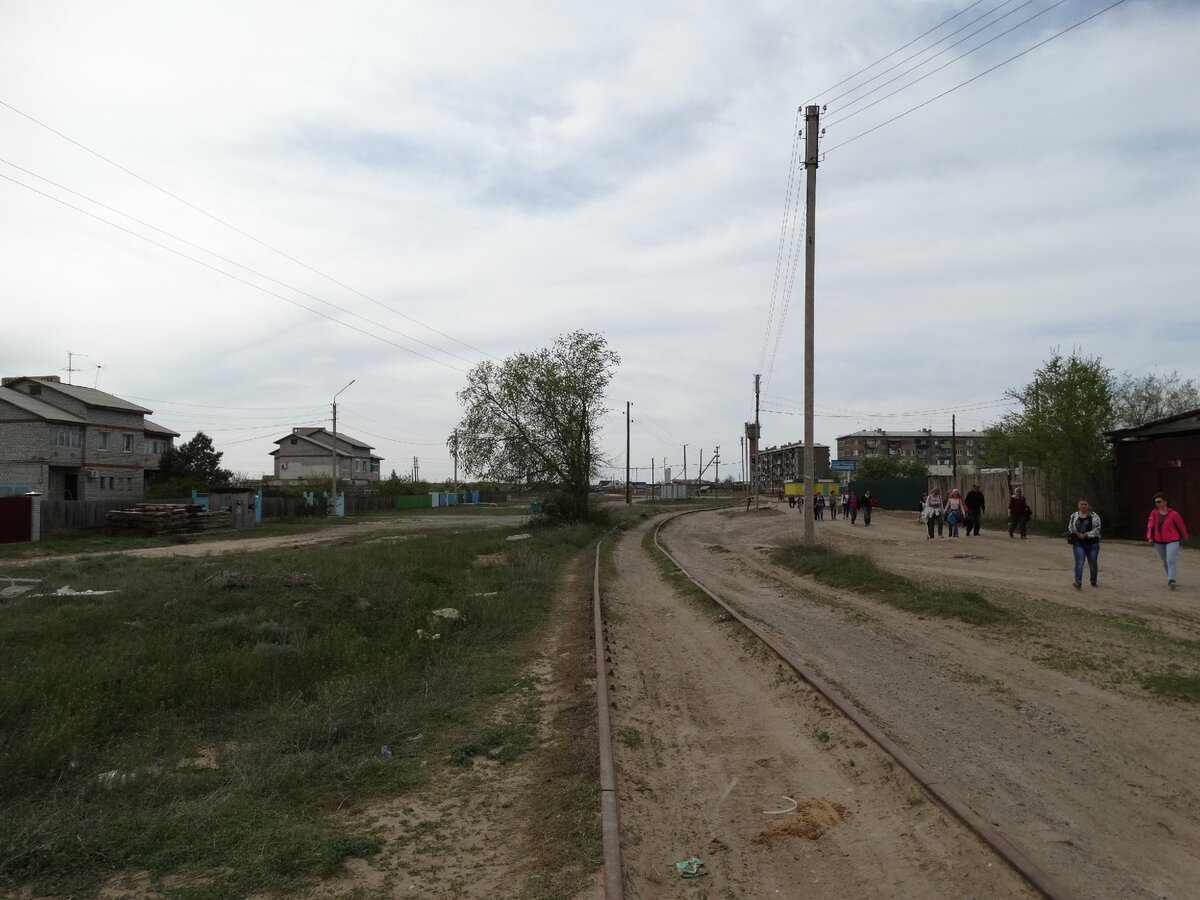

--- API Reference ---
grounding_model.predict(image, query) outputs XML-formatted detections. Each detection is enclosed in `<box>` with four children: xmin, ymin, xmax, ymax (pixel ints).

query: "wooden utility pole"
<box><xmin>625</xmin><ymin>402</ymin><xmax>631</xmax><ymax>505</ymax></box>
<box><xmin>803</xmin><ymin>104</ymin><xmax>820</xmax><ymax>545</ymax></box>
<box><xmin>752</xmin><ymin>374</ymin><xmax>761</xmax><ymax>509</ymax></box>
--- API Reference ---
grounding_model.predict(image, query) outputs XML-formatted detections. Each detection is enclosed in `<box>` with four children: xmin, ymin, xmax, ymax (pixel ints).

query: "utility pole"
<box><xmin>625</xmin><ymin>401</ymin><xmax>632</xmax><ymax>505</ymax></box>
<box><xmin>412</xmin><ymin>456</ymin><xmax>419</xmax><ymax>482</ymax></box>
<box><xmin>802</xmin><ymin>104</ymin><xmax>820</xmax><ymax>545</ymax></box>
<box><xmin>452</xmin><ymin>430</ymin><xmax>458</xmax><ymax>487</ymax></box>
<box><xmin>751</xmin><ymin>373</ymin><xmax>762</xmax><ymax>509</ymax></box>
<box><xmin>331</xmin><ymin>379</ymin><xmax>355</xmax><ymax>517</ymax></box>
<box><xmin>683</xmin><ymin>445</ymin><xmax>688</xmax><ymax>483</ymax></box>
<box><xmin>714</xmin><ymin>446</ymin><xmax>720</xmax><ymax>490</ymax></box>
<box><xmin>951</xmin><ymin>414</ymin><xmax>957</xmax><ymax>481</ymax></box>
<box><xmin>651</xmin><ymin>458</ymin><xmax>655</xmax><ymax>498</ymax></box>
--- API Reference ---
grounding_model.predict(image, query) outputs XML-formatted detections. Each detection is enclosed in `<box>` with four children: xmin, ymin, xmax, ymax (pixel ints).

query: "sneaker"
<box><xmin>1169</xmin><ymin>581</ymin><xmax>1176</xmax><ymax>591</ymax></box>
<box><xmin>1090</xmin><ymin>582</ymin><xmax>1098</xmax><ymax>588</ymax></box>
<box><xmin>1073</xmin><ymin>582</ymin><xmax>1082</xmax><ymax>590</ymax></box>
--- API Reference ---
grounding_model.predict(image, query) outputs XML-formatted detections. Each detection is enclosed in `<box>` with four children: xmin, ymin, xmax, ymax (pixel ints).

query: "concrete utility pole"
<box><xmin>452</xmin><ymin>430</ymin><xmax>458</xmax><ymax>487</ymax></box>
<box><xmin>803</xmin><ymin>104</ymin><xmax>820</xmax><ymax>545</ymax></box>
<box><xmin>626</xmin><ymin>401</ymin><xmax>632</xmax><ymax>505</ymax></box>
<box><xmin>951</xmin><ymin>414</ymin><xmax>958</xmax><ymax>481</ymax></box>
<box><xmin>683</xmin><ymin>445</ymin><xmax>688</xmax><ymax>483</ymax></box>
<box><xmin>331</xmin><ymin>379</ymin><xmax>355</xmax><ymax>516</ymax></box>
<box><xmin>752</xmin><ymin>374</ymin><xmax>761</xmax><ymax>509</ymax></box>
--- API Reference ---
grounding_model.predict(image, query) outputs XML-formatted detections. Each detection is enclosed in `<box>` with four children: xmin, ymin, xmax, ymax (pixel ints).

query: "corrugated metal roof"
<box><xmin>0</xmin><ymin>387</ymin><xmax>87</xmax><ymax>424</ymax></box>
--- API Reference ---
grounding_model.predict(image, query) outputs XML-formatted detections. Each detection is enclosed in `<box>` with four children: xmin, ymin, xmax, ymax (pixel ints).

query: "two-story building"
<box><xmin>269</xmin><ymin>427</ymin><xmax>382</xmax><ymax>485</ymax></box>
<box><xmin>0</xmin><ymin>375</ymin><xmax>179</xmax><ymax>500</ymax></box>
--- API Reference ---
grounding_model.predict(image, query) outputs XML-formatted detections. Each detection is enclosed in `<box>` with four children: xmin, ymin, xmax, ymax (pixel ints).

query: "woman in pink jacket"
<box><xmin>1146</xmin><ymin>492</ymin><xmax>1189</xmax><ymax>590</ymax></box>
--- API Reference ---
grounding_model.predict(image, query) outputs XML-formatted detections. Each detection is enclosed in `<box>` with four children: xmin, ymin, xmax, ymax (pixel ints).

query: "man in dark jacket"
<box><xmin>965</xmin><ymin>484</ymin><xmax>985</xmax><ymax>537</ymax></box>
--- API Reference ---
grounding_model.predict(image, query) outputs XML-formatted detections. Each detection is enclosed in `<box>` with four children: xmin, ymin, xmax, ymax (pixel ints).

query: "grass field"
<box><xmin>0</xmin><ymin>516</ymin><xmax>604</xmax><ymax>898</ymax></box>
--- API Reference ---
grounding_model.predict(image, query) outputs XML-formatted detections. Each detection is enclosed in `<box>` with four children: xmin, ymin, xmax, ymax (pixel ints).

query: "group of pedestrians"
<box><xmin>789</xmin><ymin>490</ymin><xmax>874</xmax><ymax>525</ymax></box>
<box><xmin>919</xmin><ymin>484</ymin><xmax>986</xmax><ymax>539</ymax></box>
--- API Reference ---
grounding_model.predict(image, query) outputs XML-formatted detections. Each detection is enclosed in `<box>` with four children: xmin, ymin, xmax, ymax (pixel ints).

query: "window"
<box><xmin>98</xmin><ymin>431</ymin><xmax>110</xmax><ymax>450</ymax></box>
<box><xmin>123</xmin><ymin>434</ymin><xmax>134</xmax><ymax>452</ymax></box>
<box><xmin>144</xmin><ymin>438</ymin><xmax>166</xmax><ymax>455</ymax></box>
<box><xmin>53</xmin><ymin>426</ymin><xmax>82</xmax><ymax>448</ymax></box>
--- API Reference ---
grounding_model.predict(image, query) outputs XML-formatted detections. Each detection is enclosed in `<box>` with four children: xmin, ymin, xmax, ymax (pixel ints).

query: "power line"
<box><xmin>824</xmin><ymin>0</ymin><xmax>1067</xmax><ymax>128</ymax></box>
<box><xmin>0</xmin><ymin>171</ymin><xmax>472</xmax><ymax>373</ymax></box>
<box><xmin>804</xmin><ymin>0</ymin><xmax>991</xmax><ymax>105</ymax></box>
<box><xmin>0</xmin><ymin>97</ymin><xmax>493</xmax><ymax>362</ymax></box>
<box><xmin>822</xmin><ymin>0</ymin><xmax>1023</xmax><ymax>113</ymax></box>
<box><xmin>823</xmin><ymin>0</ymin><xmax>1131</xmax><ymax>154</ymax></box>
<box><xmin>758</xmin><ymin>106</ymin><xmax>804</xmax><ymax>374</ymax></box>
<box><xmin>0</xmin><ymin>158</ymin><xmax>478</xmax><ymax>367</ymax></box>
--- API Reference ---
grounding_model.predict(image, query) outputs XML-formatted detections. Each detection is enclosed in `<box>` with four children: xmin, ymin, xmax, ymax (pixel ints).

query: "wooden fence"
<box><xmin>926</xmin><ymin>468</ymin><xmax>1079</xmax><ymax>527</ymax></box>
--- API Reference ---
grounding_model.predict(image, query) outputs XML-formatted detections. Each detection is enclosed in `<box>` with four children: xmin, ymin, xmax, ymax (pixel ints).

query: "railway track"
<box><xmin>589</xmin><ymin>507</ymin><xmax>1079</xmax><ymax>900</ymax></box>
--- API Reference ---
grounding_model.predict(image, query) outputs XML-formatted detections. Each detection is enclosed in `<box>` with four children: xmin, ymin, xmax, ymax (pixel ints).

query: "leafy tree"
<box><xmin>452</xmin><ymin>330</ymin><xmax>620</xmax><ymax>522</ymax></box>
<box><xmin>855</xmin><ymin>455</ymin><xmax>928</xmax><ymax>479</ymax></box>
<box><xmin>1112</xmin><ymin>369</ymin><xmax>1200</xmax><ymax>428</ymax></box>
<box><xmin>981</xmin><ymin>349</ymin><xmax>1115</xmax><ymax>514</ymax></box>
<box><xmin>156</xmin><ymin>432</ymin><xmax>233</xmax><ymax>486</ymax></box>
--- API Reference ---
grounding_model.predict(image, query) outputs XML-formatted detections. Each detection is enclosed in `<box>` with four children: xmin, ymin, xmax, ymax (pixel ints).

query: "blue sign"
<box><xmin>830</xmin><ymin>459</ymin><xmax>857</xmax><ymax>472</ymax></box>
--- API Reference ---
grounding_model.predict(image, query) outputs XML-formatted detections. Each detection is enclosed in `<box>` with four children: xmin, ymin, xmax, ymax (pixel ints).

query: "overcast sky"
<box><xmin>2</xmin><ymin>0</ymin><xmax>1196</xmax><ymax>482</ymax></box>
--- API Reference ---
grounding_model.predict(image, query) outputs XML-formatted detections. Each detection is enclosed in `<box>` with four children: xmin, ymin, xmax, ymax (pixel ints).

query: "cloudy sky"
<box><xmin>2</xmin><ymin>0</ymin><xmax>1196</xmax><ymax>483</ymax></box>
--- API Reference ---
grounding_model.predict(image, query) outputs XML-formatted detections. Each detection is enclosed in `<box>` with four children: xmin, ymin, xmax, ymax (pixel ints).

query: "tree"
<box><xmin>981</xmin><ymin>349</ymin><xmax>1115</xmax><ymax>513</ymax></box>
<box><xmin>1112</xmin><ymin>369</ymin><xmax>1200</xmax><ymax>428</ymax></box>
<box><xmin>452</xmin><ymin>331</ymin><xmax>620</xmax><ymax>522</ymax></box>
<box><xmin>855</xmin><ymin>455</ymin><xmax>928</xmax><ymax>479</ymax></box>
<box><xmin>157</xmin><ymin>432</ymin><xmax>233</xmax><ymax>486</ymax></box>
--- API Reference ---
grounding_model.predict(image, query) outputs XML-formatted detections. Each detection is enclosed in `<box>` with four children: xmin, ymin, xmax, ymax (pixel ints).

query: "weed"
<box><xmin>617</xmin><ymin>726</ymin><xmax>643</xmax><ymax>749</ymax></box>
<box><xmin>1140</xmin><ymin>672</ymin><xmax>1200</xmax><ymax>702</ymax></box>
<box><xmin>816</xmin><ymin>731</ymin><xmax>830</xmax><ymax>743</ymax></box>
<box><xmin>770</xmin><ymin>541</ymin><xmax>1019</xmax><ymax>627</ymax></box>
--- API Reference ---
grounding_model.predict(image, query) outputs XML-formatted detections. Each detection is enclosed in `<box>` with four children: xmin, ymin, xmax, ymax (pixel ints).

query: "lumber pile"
<box><xmin>105</xmin><ymin>503</ymin><xmax>233</xmax><ymax>535</ymax></box>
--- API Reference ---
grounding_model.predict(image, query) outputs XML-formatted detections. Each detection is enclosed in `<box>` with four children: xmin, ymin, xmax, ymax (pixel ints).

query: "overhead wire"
<box><xmin>0</xmin><ymin>172</ymin><xmax>472</xmax><ymax>373</ymax></box>
<box><xmin>823</xmin><ymin>0</ymin><xmax>1131</xmax><ymax>154</ymax></box>
<box><xmin>824</xmin><ymin>0</ymin><xmax>1068</xmax><ymax>128</ymax></box>
<box><xmin>0</xmin><ymin>97</ymin><xmax>493</xmax><ymax>362</ymax></box>
<box><xmin>804</xmin><ymin>0</ymin><xmax>991</xmax><ymax>105</ymax></box>
<box><xmin>0</xmin><ymin>159</ymin><xmax>478</xmax><ymax>367</ymax></box>
<box><xmin>758</xmin><ymin>106</ymin><xmax>804</xmax><ymax>375</ymax></box>
<box><xmin>822</xmin><ymin>0</ymin><xmax>1022</xmax><ymax>113</ymax></box>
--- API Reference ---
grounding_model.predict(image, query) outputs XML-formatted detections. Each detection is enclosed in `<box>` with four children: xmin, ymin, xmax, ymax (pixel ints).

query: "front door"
<box><xmin>64</xmin><ymin>473</ymin><xmax>79</xmax><ymax>501</ymax></box>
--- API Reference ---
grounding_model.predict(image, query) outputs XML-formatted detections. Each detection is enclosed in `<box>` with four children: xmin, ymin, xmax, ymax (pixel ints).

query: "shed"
<box><xmin>207</xmin><ymin>488</ymin><xmax>259</xmax><ymax>530</ymax></box>
<box><xmin>1107</xmin><ymin>409</ymin><xmax>1200</xmax><ymax>539</ymax></box>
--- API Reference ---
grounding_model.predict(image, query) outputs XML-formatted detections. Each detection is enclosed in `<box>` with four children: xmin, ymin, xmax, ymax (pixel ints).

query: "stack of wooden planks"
<box><xmin>105</xmin><ymin>503</ymin><xmax>233</xmax><ymax>535</ymax></box>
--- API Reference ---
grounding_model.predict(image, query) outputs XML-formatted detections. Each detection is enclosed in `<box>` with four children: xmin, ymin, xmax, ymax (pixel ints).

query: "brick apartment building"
<box><xmin>835</xmin><ymin>428</ymin><xmax>985</xmax><ymax>468</ymax></box>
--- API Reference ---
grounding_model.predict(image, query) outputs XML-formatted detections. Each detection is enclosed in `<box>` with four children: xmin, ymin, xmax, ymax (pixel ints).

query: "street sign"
<box><xmin>830</xmin><ymin>459</ymin><xmax>857</xmax><ymax>472</ymax></box>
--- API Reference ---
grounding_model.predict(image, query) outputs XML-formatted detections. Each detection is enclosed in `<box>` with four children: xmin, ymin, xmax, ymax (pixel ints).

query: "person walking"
<box><xmin>814</xmin><ymin>493</ymin><xmax>825</xmax><ymax>521</ymax></box>
<box><xmin>965</xmin><ymin>483</ymin><xmax>985</xmax><ymax>537</ymax></box>
<box><xmin>847</xmin><ymin>491</ymin><xmax>859</xmax><ymax>525</ymax></box>
<box><xmin>829</xmin><ymin>493</ymin><xmax>838</xmax><ymax>520</ymax></box>
<box><xmin>1146</xmin><ymin>492</ymin><xmax>1189</xmax><ymax>590</ymax></box>
<box><xmin>923</xmin><ymin>487</ymin><xmax>945</xmax><ymax>539</ymax></box>
<box><xmin>1008</xmin><ymin>488</ymin><xmax>1030</xmax><ymax>539</ymax></box>
<box><xmin>1069</xmin><ymin>499</ymin><xmax>1101</xmax><ymax>589</ymax></box>
<box><xmin>945</xmin><ymin>488</ymin><xmax>967</xmax><ymax>538</ymax></box>
<box><xmin>861</xmin><ymin>490</ymin><xmax>874</xmax><ymax>526</ymax></box>
<box><xmin>841</xmin><ymin>492</ymin><xmax>849</xmax><ymax>519</ymax></box>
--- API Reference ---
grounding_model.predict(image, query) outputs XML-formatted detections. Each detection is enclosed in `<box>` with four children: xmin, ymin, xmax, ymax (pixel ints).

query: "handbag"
<box><xmin>1066</xmin><ymin>531</ymin><xmax>1077</xmax><ymax>544</ymax></box>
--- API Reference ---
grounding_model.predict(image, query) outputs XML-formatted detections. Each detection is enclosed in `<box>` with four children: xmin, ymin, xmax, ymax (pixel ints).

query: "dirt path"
<box><xmin>4</xmin><ymin>515</ymin><xmax>529</xmax><ymax>566</ymax></box>
<box><xmin>658</xmin><ymin>506</ymin><xmax>1200</xmax><ymax>900</ymax></box>
<box><xmin>604</xmin><ymin>517</ymin><xmax>1036</xmax><ymax>899</ymax></box>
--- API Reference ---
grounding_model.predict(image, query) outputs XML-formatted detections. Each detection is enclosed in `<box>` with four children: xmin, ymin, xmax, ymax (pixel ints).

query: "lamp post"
<box><xmin>331</xmin><ymin>379</ymin><xmax>355</xmax><ymax>516</ymax></box>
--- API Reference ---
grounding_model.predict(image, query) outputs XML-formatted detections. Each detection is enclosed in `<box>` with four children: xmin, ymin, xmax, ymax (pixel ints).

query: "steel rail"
<box><xmin>592</xmin><ymin>532</ymin><xmax>624</xmax><ymax>900</ymax></box>
<box><xmin>650</xmin><ymin>508</ymin><xmax>1081</xmax><ymax>900</ymax></box>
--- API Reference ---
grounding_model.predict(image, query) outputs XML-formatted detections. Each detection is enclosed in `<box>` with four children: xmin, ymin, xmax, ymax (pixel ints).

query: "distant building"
<box><xmin>752</xmin><ymin>441</ymin><xmax>831</xmax><ymax>492</ymax></box>
<box><xmin>0</xmin><ymin>375</ymin><xmax>178</xmax><ymax>500</ymax></box>
<box><xmin>1106</xmin><ymin>408</ymin><xmax>1200</xmax><ymax>539</ymax></box>
<box><xmin>836</xmin><ymin>428</ymin><xmax>985</xmax><ymax>468</ymax></box>
<box><xmin>270</xmin><ymin>427</ymin><xmax>382</xmax><ymax>485</ymax></box>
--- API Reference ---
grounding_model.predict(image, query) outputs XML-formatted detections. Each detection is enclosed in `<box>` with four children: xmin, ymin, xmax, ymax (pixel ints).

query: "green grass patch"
<box><xmin>770</xmin><ymin>541</ymin><xmax>1019</xmax><ymax>627</ymax></box>
<box><xmin>616</xmin><ymin>726</ymin><xmax>643</xmax><ymax>749</ymax></box>
<box><xmin>1139</xmin><ymin>672</ymin><xmax>1200</xmax><ymax>702</ymax></box>
<box><xmin>0</xmin><ymin>520</ymin><xmax>604</xmax><ymax>897</ymax></box>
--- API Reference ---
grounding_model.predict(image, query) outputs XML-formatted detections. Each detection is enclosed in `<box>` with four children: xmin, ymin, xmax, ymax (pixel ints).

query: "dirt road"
<box><xmin>652</xmin><ymin>506</ymin><xmax>1200</xmax><ymax>900</ymax></box>
<box><xmin>603</xmin><ymin>516</ymin><xmax>1037</xmax><ymax>899</ymax></box>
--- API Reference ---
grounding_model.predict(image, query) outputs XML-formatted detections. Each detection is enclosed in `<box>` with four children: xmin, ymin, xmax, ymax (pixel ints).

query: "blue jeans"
<box><xmin>1154</xmin><ymin>541</ymin><xmax>1180</xmax><ymax>582</ymax></box>
<box><xmin>1073</xmin><ymin>541</ymin><xmax>1099</xmax><ymax>585</ymax></box>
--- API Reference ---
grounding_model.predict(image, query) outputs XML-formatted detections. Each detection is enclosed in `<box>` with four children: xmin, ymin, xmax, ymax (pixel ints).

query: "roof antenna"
<box><xmin>62</xmin><ymin>351</ymin><xmax>88</xmax><ymax>385</ymax></box>
<box><xmin>94</xmin><ymin>364</ymin><xmax>103</xmax><ymax>389</ymax></box>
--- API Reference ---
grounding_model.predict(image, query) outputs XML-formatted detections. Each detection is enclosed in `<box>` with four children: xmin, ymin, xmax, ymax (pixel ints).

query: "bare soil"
<box><xmin>604</xmin><ymin>515</ymin><xmax>1037</xmax><ymax>899</ymax></box>
<box><xmin>651</xmin><ymin>505</ymin><xmax>1200</xmax><ymax>900</ymax></box>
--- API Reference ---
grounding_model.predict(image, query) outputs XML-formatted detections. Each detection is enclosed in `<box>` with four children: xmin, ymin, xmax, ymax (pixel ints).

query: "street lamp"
<box><xmin>331</xmin><ymin>379</ymin><xmax>355</xmax><ymax>515</ymax></box>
